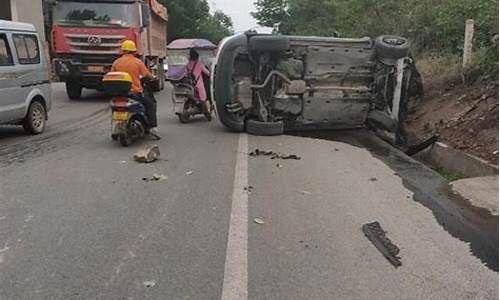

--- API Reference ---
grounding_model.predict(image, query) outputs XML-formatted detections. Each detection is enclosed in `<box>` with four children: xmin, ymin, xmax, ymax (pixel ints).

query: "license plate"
<box><xmin>87</xmin><ymin>65</ymin><xmax>105</xmax><ymax>73</ymax></box>
<box><xmin>112</xmin><ymin>111</ymin><xmax>129</xmax><ymax>121</ymax></box>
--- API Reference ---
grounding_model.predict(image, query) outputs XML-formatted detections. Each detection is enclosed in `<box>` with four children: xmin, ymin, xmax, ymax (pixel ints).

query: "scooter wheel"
<box><xmin>204</xmin><ymin>112</ymin><xmax>212</xmax><ymax>122</ymax></box>
<box><xmin>111</xmin><ymin>134</ymin><xmax>118</xmax><ymax>141</ymax></box>
<box><xmin>119</xmin><ymin>134</ymin><xmax>132</xmax><ymax>147</ymax></box>
<box><xmin>178</xmin><ymin>113</ymin><xmax>190</xmax><ymax>123</ymax></box>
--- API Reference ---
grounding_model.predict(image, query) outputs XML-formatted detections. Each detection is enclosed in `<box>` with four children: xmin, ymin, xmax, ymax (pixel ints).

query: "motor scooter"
<box><xmin>169</xmin><ymin>70</ymin><xmax>213</xmax><ymax>123</ymax></box>
<box><xmin>103</xmin><ymin>72</ymin><xmax>155</xmax><ymax>146</ymax></box>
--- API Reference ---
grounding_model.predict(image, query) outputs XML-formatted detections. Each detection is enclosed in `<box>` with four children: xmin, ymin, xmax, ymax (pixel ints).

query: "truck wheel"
<box><xmin>23</xmin><ymin>100</ymin><xmax>47</xmax><ymax>134</ymax></box>
<box><xmin>66</xmin><ymin>81</ymin><xmax>82</xmax><ymax>100</ymax></box>
<box><xmin>246</xmin><ymin>119</ymin><xmax>284</xmax><ymax>136</ymax></box>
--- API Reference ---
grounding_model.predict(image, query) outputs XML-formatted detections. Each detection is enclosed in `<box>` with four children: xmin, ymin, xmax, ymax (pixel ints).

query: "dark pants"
<box><xmin>131</xmin><ymin>92</ymin><xmax>157</xmax><ymax>128</ymax></box>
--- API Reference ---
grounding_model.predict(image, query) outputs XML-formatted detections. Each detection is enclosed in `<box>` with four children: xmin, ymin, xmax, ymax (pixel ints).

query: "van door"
<box><xmin>0</xmin><ymin>32</ymin><xmax>23</xmax><ymax>123</ymax></box>
<box><xmin>11</xmin><ymin>33</ymin><xmax>46</xmax><ymax>119</ymax></box>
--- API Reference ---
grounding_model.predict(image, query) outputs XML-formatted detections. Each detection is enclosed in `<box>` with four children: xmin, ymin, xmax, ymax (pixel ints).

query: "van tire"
<box><xmin>23</xmin><ymin>100</ymin><xmax>46</xmax><ymax>135</ymax></box>
<box><xmin>66</xmin><ymin>81</ymin><xmax>82</xmax><ymax>100</ymax></box>
<box><xmin>375</xmin><ymin>35</ymin><xmax>410</xmax><ymax>65</ymax></box>
<box><xmin>246</xmin><ymin>119</ymin><xmax>284</xmax><ymax>136</ymax></box>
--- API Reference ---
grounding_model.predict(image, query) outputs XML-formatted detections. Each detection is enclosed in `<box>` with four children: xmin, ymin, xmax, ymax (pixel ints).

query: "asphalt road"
<box><xmin>0</xmin><ymin>83</ymin><xmax>497</xmax><ymax>299</ymax></box>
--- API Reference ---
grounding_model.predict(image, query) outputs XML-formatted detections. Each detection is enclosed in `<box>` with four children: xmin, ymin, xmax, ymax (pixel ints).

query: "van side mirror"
<box><xmin>141</xmin><ymin>4</ymin><xmax>151</xmax><ymax>28</ymax></box>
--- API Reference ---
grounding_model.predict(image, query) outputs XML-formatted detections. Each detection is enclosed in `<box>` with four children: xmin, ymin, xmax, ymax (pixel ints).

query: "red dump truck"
<box><xmin>47</xmin><ymin>0</ymin><xmax>167</xmax><ymax>99</ymax></box>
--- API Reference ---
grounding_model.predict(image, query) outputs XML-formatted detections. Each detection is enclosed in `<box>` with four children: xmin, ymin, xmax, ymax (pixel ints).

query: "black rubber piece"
<box><xmin>246</xmin><ymin>119</ymin><xmax>284</xmax><ymax>136</ymax></box>
<box><xmin>375</xmin><ymin>35</ymin><xmax>410</xmax><ymax>63</ymax></box>
<box><xmin>249</xmin><ymin>35</ymin><xmax>290</xmax><ymax>52</ymax></box>
<box><xmin>362</xmin><ymin>221</ymin><xmax>402</xmax><ymax>267</ymax></box>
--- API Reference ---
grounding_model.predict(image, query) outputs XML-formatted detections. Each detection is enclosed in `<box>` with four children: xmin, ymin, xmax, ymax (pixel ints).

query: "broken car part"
<box><xmin>362</xmin><ymin>221</ymin><xmax>402</xmax><ymax>267</ymax></box>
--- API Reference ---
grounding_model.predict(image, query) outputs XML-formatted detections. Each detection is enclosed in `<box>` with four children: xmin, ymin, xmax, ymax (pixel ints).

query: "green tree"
<box><xmin>199</xmin><ymin>10</ymin><xmax>234</xmax><ymax>43</ymax></box>
<box><xmin>160</xmin><ymin>0</ymin><xmax>233</xmax><ymax>43</ymax></box>
<box><xmin>251</xmin><ymin>0</ymin><xmax>289</xmax><ymax>28</ymax></box>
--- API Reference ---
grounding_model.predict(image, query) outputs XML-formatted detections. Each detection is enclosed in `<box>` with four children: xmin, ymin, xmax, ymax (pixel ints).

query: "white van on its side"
<box><xmin>0</xmin><ymin>20</ymin><xmax>51</xmax><ymax>134</ymax></box>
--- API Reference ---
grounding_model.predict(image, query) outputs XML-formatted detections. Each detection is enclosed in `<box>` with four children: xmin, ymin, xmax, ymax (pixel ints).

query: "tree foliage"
<box><xmin>160</xmin><ymin>0</ymin><xmax>233</xmax><ymax>43</ymax></box>
<box><xmin>252</xmin><ymin>0</ymin><xmax>498</xmax><ymax>77</ymax></box>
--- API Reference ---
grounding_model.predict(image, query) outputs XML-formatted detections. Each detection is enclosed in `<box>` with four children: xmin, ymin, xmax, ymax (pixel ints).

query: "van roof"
<box><xmin>0</xmin><ymin>20</ymin><xmax>36</xmax><ymax>32</ymax></box>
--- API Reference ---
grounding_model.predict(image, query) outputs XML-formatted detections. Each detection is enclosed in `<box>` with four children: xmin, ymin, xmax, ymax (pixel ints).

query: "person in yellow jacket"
<box><xmin>111</xmin><ymin>40</ymin><xmax>160</xmax><ymax>139</ymax></box>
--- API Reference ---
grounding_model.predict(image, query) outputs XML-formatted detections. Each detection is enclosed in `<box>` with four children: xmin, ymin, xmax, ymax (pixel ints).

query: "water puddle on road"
<box><xmin>288</xmin><ymin>129</ymin><xmax>499</xmax><ymax>272</ymax></box>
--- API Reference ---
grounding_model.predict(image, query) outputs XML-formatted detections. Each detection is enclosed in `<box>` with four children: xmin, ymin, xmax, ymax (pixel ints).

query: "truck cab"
<box><xmin>48</xmin><ymin>0</ymin><xmax>167</xmax><ymax>99</ymax></box>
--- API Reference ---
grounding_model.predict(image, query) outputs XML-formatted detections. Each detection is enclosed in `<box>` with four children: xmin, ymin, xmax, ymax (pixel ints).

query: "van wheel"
<box><xmin>66</xmin><ymin>81</ymin><xmax>82</xmax><ymax>100</ymax></box>
<box><xmin>23</xmin><ymin>100</ymin><xmax>46</xmax><ymax>134</ymax></box>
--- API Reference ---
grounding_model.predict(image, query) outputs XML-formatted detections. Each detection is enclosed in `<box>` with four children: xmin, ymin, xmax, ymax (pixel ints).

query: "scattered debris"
<box><xmin>334</xmin><ymin>148</ymin><xmax>339</xmax><ymax>152</ymax></box>
<box><xmin>186</xmin><ymin>171</ymin><xmax>194</xmax><ymax>176</ymax></box>
<box><xmin>276</xmin><ymin>163</ymin><xmax>283</xmax><ymax>169</ymax></box>
<box><xmin>362</xmin><ymin>221</ymin><xmax>402</xmax><ymax>267</ymax></box>
<box><xmin>133</xmin><ymin>145</ymin><xmax>160</xmax><ymax>163</ymax></box>
<box><xmin>143</xmin><ymin>280</ymin><xmax>157</xmax><ymax>288</ymax></box>
<box><xmin>142</xmin><ymin>174</ymin><xmax>168</xmax><ymax>182</ymax></box>
<box><xmin>369</xmin><ymin>177</ymin><xmax>378</xmax><ymax>182</ymax></box>
<box><xmin>253</xmin><ymin>218</ymin><xmax>265</xmax><ymax>225</ymax></box>
<box><xmin>300</xmin><ymin>190</ymin><xmax>312</xmax><ymax>195</ymax></box>
<box><xmin>119</xmin><ymin>160</ymin><xmax>128</xmax><ymax>164</ymax></box>
<box><xmin>243</xmin><ymin>186</ymin><xmax>254</xmax><ymax>194</ymax></box>
<box><xmin>249</xmin><ymin>149</ymin><xmax>301</xmax><ymax>160</ymax></box>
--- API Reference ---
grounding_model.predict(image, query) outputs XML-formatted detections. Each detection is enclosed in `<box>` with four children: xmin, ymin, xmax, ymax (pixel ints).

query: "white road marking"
<box><xmin>221</xmin><ymin>134</ymin><xmax>249</xmax><ymax>300</ymax></box>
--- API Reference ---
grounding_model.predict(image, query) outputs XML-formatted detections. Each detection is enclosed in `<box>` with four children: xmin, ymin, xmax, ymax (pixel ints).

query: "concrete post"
<box><xmin>463</xmin><ymin>19</ymin><xmax>475</xmax><ymax>69</ymax></box>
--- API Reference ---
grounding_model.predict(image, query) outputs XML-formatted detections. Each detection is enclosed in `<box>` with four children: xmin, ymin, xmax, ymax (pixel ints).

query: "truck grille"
<box><xmin>65</xmin><ymin>34</ymin><xmax>125</xmax><ymax>55</ymax></box>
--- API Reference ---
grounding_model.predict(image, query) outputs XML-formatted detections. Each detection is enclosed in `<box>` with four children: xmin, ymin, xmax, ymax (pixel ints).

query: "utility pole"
<box><xmin>463</xmin><ymin>19</ymin><xmax>475</xmax><ymax>69</ymax></box>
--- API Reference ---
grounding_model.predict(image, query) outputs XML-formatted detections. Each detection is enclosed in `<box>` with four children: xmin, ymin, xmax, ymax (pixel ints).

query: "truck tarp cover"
<box><xmin>150</xmin><ymin>0</ymin><xmax>168</xmax><ymax>21</ymax></box>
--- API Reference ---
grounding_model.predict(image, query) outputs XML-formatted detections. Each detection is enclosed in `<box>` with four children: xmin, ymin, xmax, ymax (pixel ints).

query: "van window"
<box><xmin>0</xmin><ymin>34</ymin><xmax>13</xmax><ymax>66</ymax></box>
<box><xmin>13</xmin><ymin>34</ymin><xmax>40</xmax><ymax>65</ymax></box>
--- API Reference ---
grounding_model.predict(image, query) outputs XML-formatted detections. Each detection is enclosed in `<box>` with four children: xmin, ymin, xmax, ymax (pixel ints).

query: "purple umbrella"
<box><xmin>167</xmin><ymin>39</ymin><xmax>217</xmax><ymax>50</ymax></box>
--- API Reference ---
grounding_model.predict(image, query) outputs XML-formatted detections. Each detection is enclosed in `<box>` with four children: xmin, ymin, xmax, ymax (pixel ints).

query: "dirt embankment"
<box><xmin>406</xmin><ymin>80</ymin><xmax>499</xmax><ymax>165</ymax></box>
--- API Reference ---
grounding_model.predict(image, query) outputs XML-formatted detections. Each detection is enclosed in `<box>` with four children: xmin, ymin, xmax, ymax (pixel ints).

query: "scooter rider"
<box><xmin>111</xmin><ymin>40</ymin><xmax>160</xmax><ymax>139</ymax></box>
<box><xmin>186</xmin><ymin>48</ymin><xmax>212</xmax><ymax>118</ymax></box>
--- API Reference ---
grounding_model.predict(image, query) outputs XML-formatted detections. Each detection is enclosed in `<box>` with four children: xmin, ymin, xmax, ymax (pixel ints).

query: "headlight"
<box><xmin>57</xmin><ymin>61</ymin><xmax>70</xmax><ymax>74</ymax></box>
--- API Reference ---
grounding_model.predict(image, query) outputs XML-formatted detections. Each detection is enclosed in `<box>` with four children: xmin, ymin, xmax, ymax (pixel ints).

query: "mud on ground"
<box><xmin>406</xmin><ymin>80</ymin><xmax>499</xmax><ymax>165</ymax></box>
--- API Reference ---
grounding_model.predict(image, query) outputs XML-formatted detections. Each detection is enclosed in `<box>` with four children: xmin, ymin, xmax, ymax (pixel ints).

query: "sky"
<box><xmin>208</xmin><ymin>0</ymin><xmax>271</xmax><ymax>33</ymax></box>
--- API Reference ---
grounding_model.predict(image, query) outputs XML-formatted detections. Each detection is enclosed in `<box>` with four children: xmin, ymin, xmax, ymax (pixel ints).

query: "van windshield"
<box><xmin>55</xmin><ymin>2</ymin><xmax>138</xmax><ymax>28</ymax></box>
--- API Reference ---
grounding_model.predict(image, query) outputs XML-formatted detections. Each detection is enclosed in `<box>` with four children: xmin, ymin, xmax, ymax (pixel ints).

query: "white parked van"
<box><xmin>0</xmin><ymin>20</ymin><xmax>51</xmax><ymax>134</ymax></box>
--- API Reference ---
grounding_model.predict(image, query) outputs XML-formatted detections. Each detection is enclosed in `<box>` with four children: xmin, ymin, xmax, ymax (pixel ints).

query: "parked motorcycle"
<box><xmin>103</xmin><ymin>72</ymin><xmax>154</xmax><ymax>146</ymax></box>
